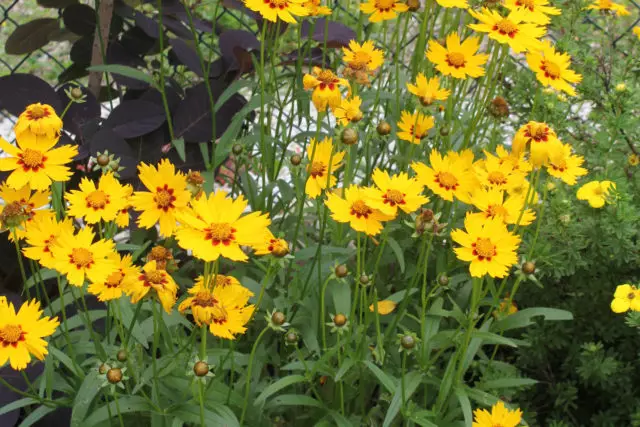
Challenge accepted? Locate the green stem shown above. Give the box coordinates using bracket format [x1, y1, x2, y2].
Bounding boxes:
[319, 274, 333, 351]
[12, 231, 30, 299]
[240, 326, 269, 425]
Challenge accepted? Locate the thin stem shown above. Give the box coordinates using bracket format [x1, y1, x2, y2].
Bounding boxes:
[12, 231, 30, 299]
[240, 326, 269, 425]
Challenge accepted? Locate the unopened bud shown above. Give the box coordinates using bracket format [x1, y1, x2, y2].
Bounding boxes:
[271, 311, 286, 326]
[407, 0, 420, 11]
[116, 350, 127, 362]
[341, 128, 358, 146]
[401, 335, 416, 350]
[193, 361, 209, 377]
[232, 143, 243, 155]
[290, 154, 302, 166]
[522, 261, 536, 275]
[107, 368, 123, 384]
[333, 314, 347, 327]
[335, 264, 348, 278]
[70, 87, 84, 99]
[359, 274, 370, 285]
[377, 121, 391, 136]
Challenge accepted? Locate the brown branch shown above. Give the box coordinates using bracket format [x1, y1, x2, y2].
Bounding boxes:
[88, 0, 114, 98]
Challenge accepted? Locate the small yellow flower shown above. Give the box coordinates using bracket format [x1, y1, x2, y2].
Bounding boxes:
[116, 184, 134, 228]
[634, 27, 640, 39]
[508, 179, 539, 204]
[472, 401, 523, 427]
[475, 152, 526, 192]
[493, 297, 518, 319]
[397, 110, 435, 144]
[0, 297, 59, 371]
[303, 67, 350, 111]
[14, 103, 63, 143]
[469, 8, 545, 53]
[325, 185, 393, 236]
[615, 83, 627, 92]
[87, 254, 139, 302]
[407, 73, 451, 106]
[0, 184, 52, 240]
[469, 188, 536, 226]
[22, 215, 75, 269]
[124, 260, 178, 314]
[436, 0, 468, 8]
[512, 121, 561, 167]
[365, 168, 429, 217]
[369, 300, 397, 315]
[342, 40, 384, 85]
[412, 149, 478, 203]
[334, 96, 363, 126]
[585, 0, 630, 16]
[503, 0, 561, 25]
[303, 0, 332, 15]
[628, 153, 640, 167]
[426, 33, 489, 79]
[244, 0, 309, 23]
[545, 142, 588, 186]
[526, 41, 582, 96]
[66, 172, 129, 224]
[576, 180, 616, 208]
[611, 284, 640, 313]
[255, 230, 290, 257]
[305, 137, 345, 198]
[360, 0, 409, 22]
[495, 145, 532, 174]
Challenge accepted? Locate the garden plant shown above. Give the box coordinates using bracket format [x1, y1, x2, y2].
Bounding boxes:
[0, 0, 639, 426]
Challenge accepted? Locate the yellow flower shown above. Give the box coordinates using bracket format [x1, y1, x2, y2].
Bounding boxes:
[545, 142, 587, 185]
[628, 153, 640, 167]
[585, 0, 630, 16]
[66, 172, 129, 224]
[576, 180, 616, 208]
[472, 401, 523, 427]
[0, 184, 52, 240]
[303, 0, 332, 15]
[303, 67, 350, 111]
[51, 227, 118, 287]
[334, 96, 363, 126]
[508, 179, 539, 204]
[451, 214, 521, 278]
[634, 27, 640, 39]
[360, 0, 409, 22]
[176, 190, 271, 262]
[397, 110, 435, 144]
[468, 8, 545, 53]
[22, 215, 75, 269]
[0, 297, 59, 371]
[123, 261, 177, 314]
[615, 83, 627, 92]
[365, 168, 429, 217]
[504, 0, 561, 25]
[87, 254, 139, 302]
[131, 159, 191, 238]
[244, 0, 309, 23]
[469, 188, 536, 226]
[512, 121, 561, 166]
[436, 0, 468, 7]
[342, 40, 384, 86]
[495, 145, 533, 175]
[411, 149, 478, 203]
[369, 300, 397, 315]
[325, 185, 393, 236]
[426, 33, 489, 79]
[0, 136, 77, 191]
[14, 103, 63, 143]
[493, 297, 518, 319]
[611, 284, 640, 313]
[475, 152, 526, 192]
[255, 230, 290, 257]
[116, 184, 134, 228]
[526, 41, 582, 96]
[305, 137, 345, 198]
[407, 73, 451, 106]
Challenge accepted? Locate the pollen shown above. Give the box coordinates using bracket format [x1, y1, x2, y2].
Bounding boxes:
[309, 161, 326, 177]
[105, 271, 124, 288]
[384, 189, 406, 206]
[194, 292, 217, 307]
[27, 105, 49, 120]
[446, 52, 466, 68]
[144, 270, 166, 285]
[473, 238, 497, 260]
[20, 148, 46, 169]
[541, 60, 561, 80]
[375, 0, 396, 9]
[487, 171, 508, 186]
[487, 204, 509, 218]
[0, 324, 23, 344]
[70, 248, 94, 268]
[350, 200, 373, 218]
[205, 223, 236, 246]
[154, 185, 176, 211]
[495, 19, 518, 37]
[86, 190, 109, 209]
[435, 171, 459, 190]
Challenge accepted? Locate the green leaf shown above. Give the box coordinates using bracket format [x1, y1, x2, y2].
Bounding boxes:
[408, 411, 439, 427]
[25, 268, 57, 289]
[263, 394, 324, 410]
[214, 79, 254, 112]
[254, 375, 307, 407]
[492, 307, 573, 332]
[454, 386, 473, 427]
[364, 361, 396, 394]
[327, 410, 355, 426]
[480, 377, 538, 389]
[173, 403, 239, 427]
[335, 358, 355, 382]
[49, 347, 84, 378]
[386, 237, 405, 272]
[83, 396, 152, 426]
[172, 138, 186, 162]
[382, 371, 422, 427]
[70, 370, 102, 426]
[87, 64, 154, 86]
[0, 398, 37, 416]
[6, 18, 60, 55]
[18, 405, 57, 427]
[471, 331, 519, 347]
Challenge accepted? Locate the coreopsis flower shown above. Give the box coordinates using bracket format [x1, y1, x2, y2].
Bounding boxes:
[436, 0, 468, 8]
[472, 401, 523, 427]
[51, 227, 118, 287]
[14, 103, 63, 143]
[545, 142, 587, 185]
[303, 67, 349, 111]
[426, 33, 489, 79]
[407, 73, 451, 106]
[504, 0, 561, 25]
[508, 179, 539, 204]
[411, 150, 478, 203]
[360, 0, 409, 22]
[124, 261, 178, 313]
[576, 180, 616, 208]
[66, 173, 129, 224]
[493, 297, 518, 319]
[369, 300, 397, 315]
[526, 41, 582, 96]
[176, 190, 271, 262]
[303, 0, 332, 15]
[475, 153, 526, 192]
[0, 184, 52, 240]
[634, 27, 640, 39]
[145, 246, 176, 271]
[629, 153, 640, 167]
[611, 284, 640, 313]
[451, 214, 521, 278]
[511, 121, 561, 166]
[131, 159, 191, 238]
[495, 145, 532, 175]
[334, 96, 363, 125]
[325, 185, 393, 236]
[22, 215, 75, 269]
[468, 8, 545, 53]
[255, 230, 290, 257]
[116, 184, 133, 228]
[305, 137, 345, 198]
[365, 168, 429, 217]
[469, 188, 536, 226]
[342, 40, 384, 86]
[0, 297, 59, 370]
[397, 110, 435, 144]
[244, 0, 309, 23]
[0, 136, 77, 191]
[488, 96, 510, 119]
[87, 254, 139, 302]
[585, 0, 630, 16]
[179, 276, 254, 339]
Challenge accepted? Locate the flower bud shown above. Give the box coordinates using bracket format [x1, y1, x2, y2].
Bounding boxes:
[439, 126, 449, 136]
[116, 349, 127, 362]
[97, 154, 110, 166]
[438, 275, 449, 286]
[0, 202, 27, 229]
[333, 313, 347, 327]
[488, 96, 510, 119]
[271, 311, 286, 326]
[193, 361, 209, 377]
[376, 121, 391, 136]
[522, 261, 536, 275]
[232, 143, 243, 155]
[285, 331, 298, 344]
[99, 363, 108, 375]
[359, 274, 370, 286]
[107, 368, 123, 384]
[407, 0, 420, 11]
[290, 154, 302, 166]
[335, 264, 348, 278]
[400, 335, 416, 350]
[421, 209, 434, 222]
[341, 128, 358, 146]
[70, 87, 84, 100]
